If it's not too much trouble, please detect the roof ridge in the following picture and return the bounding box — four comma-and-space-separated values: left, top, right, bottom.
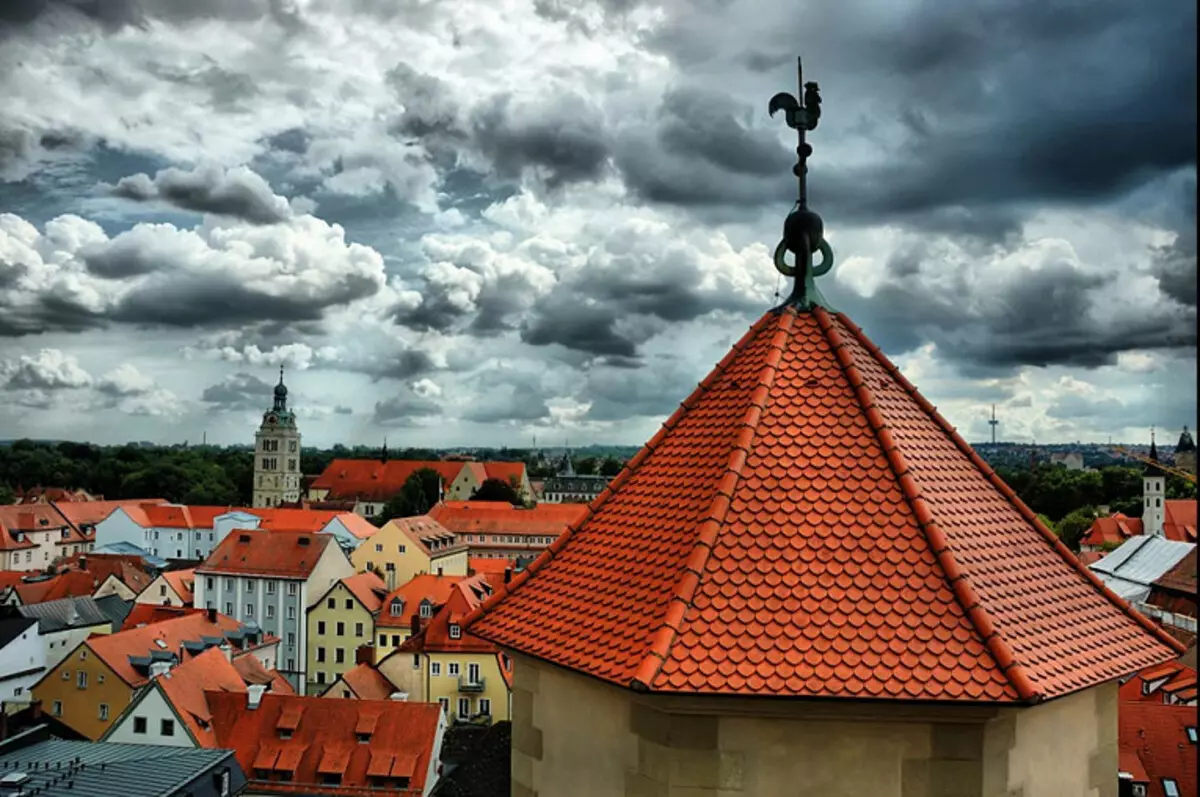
462, 313, 779, 632
630, 310, 794, 692
817, 308, 1037, 703
834, 313, 1187, 657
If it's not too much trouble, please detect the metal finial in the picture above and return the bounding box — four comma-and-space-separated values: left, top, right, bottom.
279, 364, 285, 385
768, 56, 835, 309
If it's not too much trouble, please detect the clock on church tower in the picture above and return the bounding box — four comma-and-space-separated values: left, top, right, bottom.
252, 366, 303, 508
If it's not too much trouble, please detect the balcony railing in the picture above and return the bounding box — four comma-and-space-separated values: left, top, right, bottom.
458, 676, 485, 692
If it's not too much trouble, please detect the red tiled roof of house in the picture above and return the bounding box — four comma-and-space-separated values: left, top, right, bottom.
52, 499, 167, 531
12, 571, 99, 605
118, 504, 239, 530
0, 505, 67, 551
154, 646, 249, 746
468, 558, 512, 575
481, 462, 527, 486
1164, 500, 1198, 543
208, 691, 442, 795
58, 552, 153, 595
1154, 549, 1197, 595
120, 604, 204, 631
334, 513, 380, 540
336, 663, 396, 701
384, 515, 459, 558
401, 577, 495, 655
86, 611, 275, 687
429, 501, 587, 537
310, 459, 466, 503
0, 571, 28, 592
339, 572, 388, 614
163, 568, 197, 604
233, 654, 295, 695
377, 575, 466, 629
467, 306, 1183, 702
1081, 514, 1144, 549
1119, 702, 1197, 797
250, 508, 341, 532
196, 529, 333, 579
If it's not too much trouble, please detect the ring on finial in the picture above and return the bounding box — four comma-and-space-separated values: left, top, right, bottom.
773, 237, 834, 277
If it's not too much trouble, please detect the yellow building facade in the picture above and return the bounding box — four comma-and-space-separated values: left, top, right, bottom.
32, 642, 132, 740
378, 648, 512, 724
305, 573, 386, 695
350, 516, 468, 590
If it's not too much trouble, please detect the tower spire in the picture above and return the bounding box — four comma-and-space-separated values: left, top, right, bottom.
768, 57, 835, 309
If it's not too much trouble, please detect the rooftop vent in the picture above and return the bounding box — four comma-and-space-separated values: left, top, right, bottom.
247, 683, 267, 709
238, 534, 251, 543
298, 537, 310, 546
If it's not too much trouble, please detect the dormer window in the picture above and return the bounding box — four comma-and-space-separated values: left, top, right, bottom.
389, 599, 404, 617
1187, 727, 1197, 743
419, 602, 432, 619
279, 729, 292, 740
449, 624, 461, 639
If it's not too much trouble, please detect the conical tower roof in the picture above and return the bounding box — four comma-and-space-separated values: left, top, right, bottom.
467, 305, 1181, 702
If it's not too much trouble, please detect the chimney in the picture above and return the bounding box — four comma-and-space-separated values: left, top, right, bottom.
247, 684, 267, 709
78, 555, 88, 571
149, 661, 172, 679
355, 645, 375, 667
219, 642, 233, 663
206, 607, 217, 623
504, 567, 513, 585
411, 615, 422, 635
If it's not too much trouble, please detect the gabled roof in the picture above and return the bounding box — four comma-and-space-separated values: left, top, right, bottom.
58, 552, 154, 595
1091, 536, 1196, 602
249, 507, 342, 532
1164, 500, 1198, 544
335, 663, 398, 701
1153, 549, 1197, 596
310, 459, 466, 502
0, 505, 67, 551
151, 646, 249, 746
0, 615, 37, 649
401, 576, 496, 655
83, 611, 273, 687
52, 498, 168, 531
162, 568, 197, 604
120, 604, 204, 632
18, 595, 121, 632
337, 572, 389, 614
377, 574, 466, 629
119, 504, 237, 530
481, 462, 528, 486
232, 653, 295, 695
208, 691, 442, 794
429, 501, 588, 537
382, 515, 460, 558
1119, 702, 1197, 797
468, 306, 1182, 702
333, 512, 381, 540
1081, 513, 1144, 549
196, 528, 333, 579
11, 571, 100, 605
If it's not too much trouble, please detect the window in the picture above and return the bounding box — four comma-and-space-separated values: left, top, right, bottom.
225, 578, 235, 591
336, 622, 345, 637
246, 604, 254, 617
457, 698, 470, 719
317, 621, 326, 635
1187, 727, 1197, 743
375, 544, 383, 552
161, 719, 175, 736
391, 635, 400, 647
52, 701, 62, 716
98, 674, 105, 684
345, 599, 353, 610
335, 648, 345, 664
419, 602, 432, 619
287, 658, 295, 671
62, 670, 70, 680
316, 671, 326, 684
287, 633, 296, 647
398, 544, 406, 554
316, 647, 326, 663
1162, 779, 1180, 797
245, 579, 255, 592
79, 650, 88, 661
133, 717, 147, 734
438, 697, 449, 715
448, 662, 460, 677
390, 599, 403, 617
206, 577, 214, 590
449, 624, 461, 639
287, 606, 296, 620
159, 585, 167, 596
266, 605, 275, 619
413, 654, 420, 669
267, 581, 276, 595
327, 598, 336, 609
288, 583, 298, 596
77, 671, 88, 689
355, 622, 364, 637
379, 634, 387, 646
479, 698, 491, 716
225, 602, 233, 615
431, 662, 441, 677
98, 703, 109, 720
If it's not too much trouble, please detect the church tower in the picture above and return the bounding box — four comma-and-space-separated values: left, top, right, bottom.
1142, 429, 1166, 536
1174, 426, 1196, 475
252, 366, 303, 508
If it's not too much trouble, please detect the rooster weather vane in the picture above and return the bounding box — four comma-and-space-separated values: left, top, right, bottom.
769, 57, 834, 309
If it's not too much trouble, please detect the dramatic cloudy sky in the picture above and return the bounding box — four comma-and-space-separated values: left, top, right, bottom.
0, 0, 1195, 448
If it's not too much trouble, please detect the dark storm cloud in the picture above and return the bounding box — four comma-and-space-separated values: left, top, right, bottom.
372, 389, 440, 425
461, 376, 551, 423
1150, 234, 1197, 309
201, 372, 271, 411
469, 92, 611, 188
639, 0, 1195, 240
360, 349, 439, 382
832, 245, 1197, 373
520, 303, 639, 358
386, 63, 463, 142
0, 0, 304, 32
111, 165, 292, 225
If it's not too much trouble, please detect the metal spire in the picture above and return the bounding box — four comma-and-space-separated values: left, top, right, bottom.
768, 57, 835, 309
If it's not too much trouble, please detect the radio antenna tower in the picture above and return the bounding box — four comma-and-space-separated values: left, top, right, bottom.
988, 404, 999, 445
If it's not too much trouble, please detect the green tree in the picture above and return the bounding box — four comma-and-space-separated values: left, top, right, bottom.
575, 457, 598, 475
1056, 506, 1098, 552
378, 468, 443, 522
598, 456, 624, 477
0, 483, 12, 504
471, 478, 521, 504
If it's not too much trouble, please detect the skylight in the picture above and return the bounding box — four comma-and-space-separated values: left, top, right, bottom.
1187, 727, 1197, 743
154, 639, 168, 649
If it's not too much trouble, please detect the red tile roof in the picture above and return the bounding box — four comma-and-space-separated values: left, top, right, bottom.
154, 646, 250, 746
85, 611, 276, 687
1119, 661, 1198, 705
1153, 550, 1197, 595
250, 508, 342, 532
121, 504, 239, 529
335, 663, 397, 701
162, 568, 197, 604
12, 571, 99, 604
310, 459, 466, 502
52, 499, 167, 531
1081, 514, 1144, 549
197, 529, 334, 579
233, 655, 296, 695
384, 515, 460, 558
1164, 500, 1198, 544
401, 577, 495, 655
120, 604, 205, 632
377, 575, 466, 629
0, 505, 67, 551
481, 462, 528, 487
429, 501, 587, 537
467, 306, 1183, 702
1119, 702, 1197, 797
468, 558, 512, 575
208, 691, 442, 795
332, 513, 381, 541
57, 552, 153, 595
338, 572, 388, 614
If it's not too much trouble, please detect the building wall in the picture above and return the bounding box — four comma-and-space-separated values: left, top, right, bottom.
195, 573, 303, 686
92, 574, 136, 601
378, 650, 509, 724
103, 682, 195, 747
351, 523, 432, 589
136, 575, 187, 606
305, 582, 376, 693
94, 509, 145, 550
1143, 474, 1166, 537
325, 517, 375, 552
0, 623, 45, 707
445, 468, 479, 502
32, 641, 130, 740
506, 653, 1117, 797
41, 622, 113, 669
